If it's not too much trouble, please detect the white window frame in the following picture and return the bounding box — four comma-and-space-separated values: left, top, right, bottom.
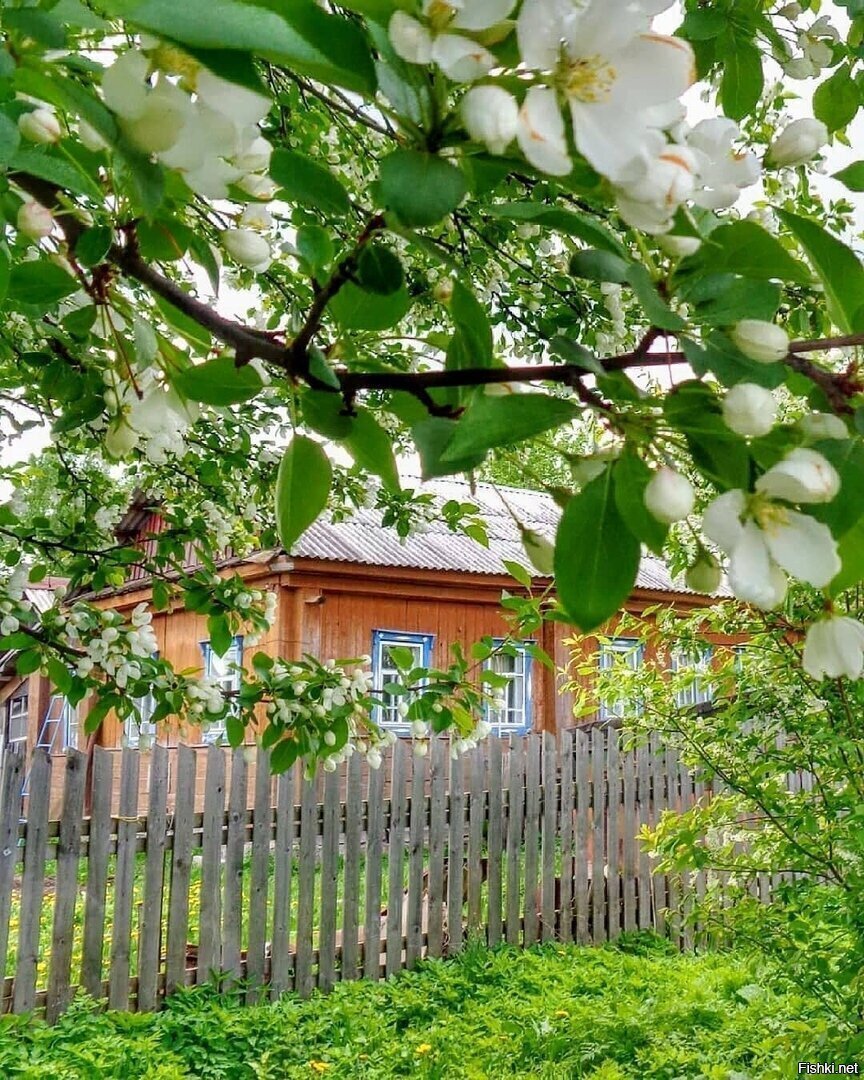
200, 635, 243, 745
671, 646, 714, 708
598, 636, 644, 722
371, 630, 434, 733
5, 691, 28, 749
483, 640, 533, 735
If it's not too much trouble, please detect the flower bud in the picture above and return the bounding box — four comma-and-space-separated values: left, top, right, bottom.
78, 119, 108, 152
685, 552, 722, 595
799, 411, 848, 441
16, 201, 54, 239
721, 382, 777, 438
766, 118, 828, 168
755, 447, 840, 504
644, 466, 695, 524
519, 525, 554, 576
657, 234, 701, 258
778, 2, 802, 17
433, 277, 454, 303
18, 108, 62, 144
460, 86, 519, 155
730, 319, 789, 363
221, 228, 272, 271
388, 11, 433, 65
803, 614, 864, 680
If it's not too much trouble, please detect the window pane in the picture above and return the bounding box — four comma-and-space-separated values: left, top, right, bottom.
372, 633, 431, 730
671, 647, 713, 707
7, 694, 28, 744
598, 638, 643, 720
484, 643, 530, 733
203, 638, 243, 744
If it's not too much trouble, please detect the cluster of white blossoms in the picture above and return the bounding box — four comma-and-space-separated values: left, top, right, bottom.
0, 566, 31, 637
779, 8, 840, 81
71, 603, 159, 688
103, 370, 201, 464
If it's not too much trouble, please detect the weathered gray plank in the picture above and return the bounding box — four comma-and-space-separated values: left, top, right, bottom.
505, 738, 525, 946
198, 744, 225, 982
573, 728, 590, 944
221, 748, 248, 984
636, 740, 652, 930
137, 745, 169, 1011
649, 734, 667, 937
14, 750, 51, 1013
340, 751, 363, 981
406, 748, 426, 967
246, 747, 272, 1002
591, 728, 606, 942
108, 748, 140, 1011
81, 749, 114, 997
485, 738, 504, 948
385, 741, 407, 976
679, 754, 694, 949
46, 751, 87, 1021
0, 748, 25, 986
295, 772, 318, 997
426, 737, 446, 958
622, 734, 637, 934
445, 748, 464, 956
165, 745, 196, 997
467, 748, 485, 935
540, 733, 557, 942
522, 735, 541, 946
270, 764, 296, 998
318, 767, 340, 991
362, 758, 384, 980
606, 728, 620, 940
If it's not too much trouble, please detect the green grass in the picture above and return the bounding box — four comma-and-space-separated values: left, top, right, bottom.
0, 937, 837, 1078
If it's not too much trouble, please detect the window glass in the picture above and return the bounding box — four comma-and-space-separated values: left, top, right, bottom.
598, 637, 644, 721
671, 646, 713, 707
372, 631, 433, 732
484, 642, 533, 734
6, 693, 28, 746
201, 636, 243, 744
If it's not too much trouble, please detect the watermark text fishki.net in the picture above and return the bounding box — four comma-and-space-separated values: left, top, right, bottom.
798, 1065, 860, 1075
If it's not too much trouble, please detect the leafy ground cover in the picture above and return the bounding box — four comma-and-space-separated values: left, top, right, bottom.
0, 937, 837, 1079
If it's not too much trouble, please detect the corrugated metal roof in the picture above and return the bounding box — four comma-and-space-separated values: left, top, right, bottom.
293, 477, 715, 596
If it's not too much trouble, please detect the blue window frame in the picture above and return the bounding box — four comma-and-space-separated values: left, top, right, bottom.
671, 645, 713, 708
371, 630, 434, 733
200, 635, 244, 745
598, 636, 644, 721
484, 640, 533, 734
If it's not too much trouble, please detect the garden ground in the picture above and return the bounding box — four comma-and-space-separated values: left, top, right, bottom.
0, 936, 839, 1079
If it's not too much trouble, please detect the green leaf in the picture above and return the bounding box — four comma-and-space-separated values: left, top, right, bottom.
275, 435, 332, 550
569, 248, 630, 283
830, 517, 864, 596
0, 250, 10, 307
207, 613, 233, 657
76, 226, 113, 268
154, 296, 212, 351
5, 9, 68, 47
355, 244, 404, 295
379, 150, 467, 228
833, 160, 864, 191
687, 220, 810, 284
663, 381, 751, 490
554, 469, 641, 632
808, 439, 864, 538
270, 149, 351, 215
226, 713, 245, 748
329, 281, 412, 330
777, 209, 864, 334
7, 261, 77, 311
682, 274, 781, 326
451, 279, 493, 366
16, 649, 42, 676
484, 202, 627, 257
344, 411, 400, 491
296, 224, 335, 277
270, 738, 300, 773
0, 111, 21, 166
8, 147, 101, 199
13, 66, 118, 144
626, 264, 686, 330
85, 696, 116, 735
173, 356, 264, 406
412, 417, 487, 479
442, 393, 580, 461
720, 40, 763, 120
613, 452, 669, 556
682, 333, 786, 390
302, 391, 353, 438
814, 64, 860, 132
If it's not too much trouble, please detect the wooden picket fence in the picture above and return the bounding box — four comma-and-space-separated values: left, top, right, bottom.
0, 727, 747, 1020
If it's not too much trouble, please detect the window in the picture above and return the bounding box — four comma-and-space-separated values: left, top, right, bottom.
371, 630, 434, 732
671, 646, 713, 708
201, 635, 243, 745
598, 637, 644, 721
5, 692, 28, 748
484, 641, 533, 734
35, 694, 78, 752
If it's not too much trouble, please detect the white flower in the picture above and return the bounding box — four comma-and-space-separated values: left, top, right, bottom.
766, 118, 828, 167
685, 118, 760, 209
799, 412, 848, 441
658, 234, 701, 257
519, 525, 554, 576
755, 448, 840, 504
614, 137, 697, 234
0, 615, 19, 637
730, 319, 789, 363
516, 85, 571, 177
515, 0, 695, 182
122, 80, 192, 154
195, 70, 271, 127
803, 615, 864, 680
19, 107, 62, 144
722, 383, 777, 438
221, 228, 272, 272
238, 173, 278, 200
17, 201, 54, 239
79, 120, 108, 152
102, 49, 151, 119
238, 204, 273, 231
461, 86, 519, 154
389, 0, 513, 82
366, 747, 383, 769
643, 466, 695, 524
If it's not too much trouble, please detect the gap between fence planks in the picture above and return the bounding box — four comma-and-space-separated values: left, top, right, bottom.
0, 731, 771, 1020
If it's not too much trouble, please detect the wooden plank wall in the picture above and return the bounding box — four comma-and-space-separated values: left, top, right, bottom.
0, 731, 762, 1019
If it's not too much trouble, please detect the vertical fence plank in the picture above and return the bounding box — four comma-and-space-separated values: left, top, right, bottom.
606, 728, 620, 940
467, 749, 485, 936
485, 738, 503, 948
318, 768, 340, 991
523, 735, 541, 946
678, 754, 694, 950
46, 751, 87, 1021
426, 738, 446, 959
108, 748, 140, 1011
445, 748, 465, 957
636, 741, 652, 931
559, 731, 574, 944
14, 750, 51, 1014
362, 760, 384, 980
649, 735, 667, 937
246, 748, 272, 1003
540, 733, 557, 942
386, 742, 407, 976
505, 738, 524, 946
622, 734, 637, 934
341, 752, 363, 981
198, 745, 225, 984
591, 729, 607, 943
137, 745, 169, 1012
81, 749, 114, 998
0, 748, 25, 987
295, 771, 318, 997
573, 728, 590, 945
270, 765, 296, 998
165, 746, 196, 998
406, 748, 426, 967
221, 748, 248, 984
664, 744, 680, 947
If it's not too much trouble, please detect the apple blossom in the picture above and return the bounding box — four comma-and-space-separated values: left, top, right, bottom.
519, 525, 554, 576
755, 448, 840, 505
614, 138, 697, 234
685, 118, 760, 209
388, 0, 514, 83
18, 107, 62, 144
515, 86, 571, 177
221, 228, 272, 272
658, 234, 701, 257
722, 383, 777, 438
799, 412, 848, 441
802, 615, 864, 680
238, 204, 274, 231
644, 467, 695, 524
16, 201, 54, 240
766, 118, 828, 167
461, 86, 519, 155
730, 319, 790, 363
